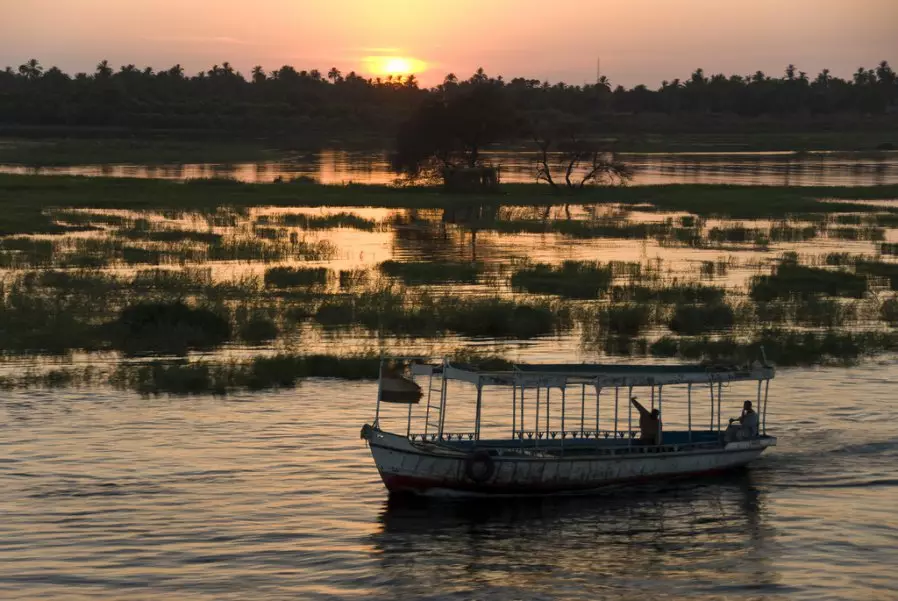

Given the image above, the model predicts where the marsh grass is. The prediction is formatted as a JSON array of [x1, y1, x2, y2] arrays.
[[274, 212, 379, 231], [855, 260, 898, 290], [108, 301, 231, 355], [669, 303, 736, 335], [648, 329, 898, 366], [264, 266, 330, 288], [379, 260, 482, 284], [314, 289, 566, 339], [118, 227, 223, 245], [206, 238, 335, 262], [111, 352, 383, 395], [510, 261, 613, 299], [610, 283, 725, 304], [750, 263, 868, 300]]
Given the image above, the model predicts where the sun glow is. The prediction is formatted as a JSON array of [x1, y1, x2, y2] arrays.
[[364, 55, 427, 78]]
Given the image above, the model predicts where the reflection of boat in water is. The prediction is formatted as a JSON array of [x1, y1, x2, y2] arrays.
[[369, 471, 776, 598], [361, 359, 776, 496]]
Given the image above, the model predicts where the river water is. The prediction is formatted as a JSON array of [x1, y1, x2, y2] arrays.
[[3, 359, 897, 600], [2, 149, 898, 186]]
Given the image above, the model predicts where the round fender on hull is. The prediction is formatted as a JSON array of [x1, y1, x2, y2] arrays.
[[464, 450, 495, 483]]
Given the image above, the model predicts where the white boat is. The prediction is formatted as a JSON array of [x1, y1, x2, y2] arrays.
[[361, 359, 776, 497]]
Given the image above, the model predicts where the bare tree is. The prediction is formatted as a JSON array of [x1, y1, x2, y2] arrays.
[[532, 115, 632, 191]]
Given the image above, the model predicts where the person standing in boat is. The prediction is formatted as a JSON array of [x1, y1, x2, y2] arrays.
[[630, 397, 661, 445]]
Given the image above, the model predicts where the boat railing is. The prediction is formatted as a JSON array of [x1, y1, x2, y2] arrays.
[[409, 432, 477, 442], [514, 429, 637, 441]]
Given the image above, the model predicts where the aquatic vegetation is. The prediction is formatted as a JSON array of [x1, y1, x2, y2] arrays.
[[881, 298, 898, 325], [750, 263, 868, 301], [610, 283, 726, 304], [108, 301, 231, 355], [648, 329, 898, 366], [239, 318, 279, 344], [111, 353, 383, 395], [206, 238, 335, 262], [855, 260, 898, 290], [669, 303, 736, 335], [511, 261, 613, 299], [314, 290, 565, 339], [264, 266, 330, 288], [118, 227, 223, 245], [274, 212, 379, 231], [880, 243, 898, 256], [379, 260, 482, 284], [339, 269, 370, 289]]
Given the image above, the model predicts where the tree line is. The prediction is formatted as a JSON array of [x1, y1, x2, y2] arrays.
[[1, 59, 896, 139]]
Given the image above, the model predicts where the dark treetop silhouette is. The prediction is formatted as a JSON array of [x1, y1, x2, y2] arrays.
[[1, 60, 896, 143]]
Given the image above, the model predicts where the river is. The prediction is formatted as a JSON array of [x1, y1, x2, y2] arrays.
[[2, 149, 897, 186], [2, 360, 897, 600]]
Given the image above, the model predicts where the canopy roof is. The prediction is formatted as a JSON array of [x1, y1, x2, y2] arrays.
[[413, 361, 775, 387]]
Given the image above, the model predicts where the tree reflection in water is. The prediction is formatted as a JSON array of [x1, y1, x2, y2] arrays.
[[369, 471, 780, 600]]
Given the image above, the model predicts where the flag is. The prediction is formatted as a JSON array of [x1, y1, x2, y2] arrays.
[[378, 367, 423, 403]]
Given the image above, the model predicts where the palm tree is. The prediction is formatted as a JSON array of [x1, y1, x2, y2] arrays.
[[251, 65, 266, 84], [327, 67, 342, 83], [96, 60, 112, 79], [18, 58, 43, 79]]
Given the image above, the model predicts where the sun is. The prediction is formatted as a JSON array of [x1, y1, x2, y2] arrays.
[[364, 55, 427, 78]]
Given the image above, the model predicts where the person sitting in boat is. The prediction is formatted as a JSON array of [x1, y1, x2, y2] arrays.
[[725, 400, 759, 441], [630, 397, 660, 445]]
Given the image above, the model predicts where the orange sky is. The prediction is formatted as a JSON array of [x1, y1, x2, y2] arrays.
[[2, 0, 896, 86]]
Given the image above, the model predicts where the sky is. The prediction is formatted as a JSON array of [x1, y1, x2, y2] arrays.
[[1, 0, 896, 87]]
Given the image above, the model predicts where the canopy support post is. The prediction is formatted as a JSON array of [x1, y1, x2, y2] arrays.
[[580, 383, 586, 436], [658, 385, 663, 444], [628, 385, 633, 447], [512, 381, 517, 440], [687, 383, 693, 442], [561, 384, 566, 452], [535, 380, 541, 448], [763, 378, 770, 435], [474, 379, 483, 442], [717, 381, 722, 434], [709, 381, 715, 431], [374, 357, 383, 427], [613, 386, 619, 439]]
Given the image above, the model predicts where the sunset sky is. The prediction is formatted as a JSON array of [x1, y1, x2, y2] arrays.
[[2, 0, 896, 87]]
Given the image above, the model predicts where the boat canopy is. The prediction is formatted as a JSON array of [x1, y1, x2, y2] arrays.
[[411, 361, 774, 388]]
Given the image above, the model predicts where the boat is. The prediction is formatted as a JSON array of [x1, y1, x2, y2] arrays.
[[360, 359, 776, 497]]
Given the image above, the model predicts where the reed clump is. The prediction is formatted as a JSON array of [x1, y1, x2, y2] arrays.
[[511, 261, 613, 299], [379, 260, 482, 284]]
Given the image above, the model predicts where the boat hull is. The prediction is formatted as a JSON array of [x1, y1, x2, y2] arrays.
[[364, 427, 774, 497]]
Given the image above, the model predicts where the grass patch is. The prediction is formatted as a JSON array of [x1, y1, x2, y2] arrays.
[[379, 260, 482, 284], [273, 212, 379, 231], [108, 301, 231, 355], [511, 261, 613, 299], [750, 263, 868, 300], [264, 266, 330, 288], [611, 283, 725, 304], [669, 303, 736, 335]]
